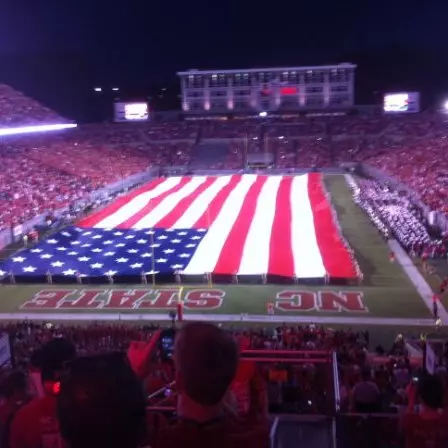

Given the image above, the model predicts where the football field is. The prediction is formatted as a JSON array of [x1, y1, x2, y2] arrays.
[[0, 174, 443, 330]]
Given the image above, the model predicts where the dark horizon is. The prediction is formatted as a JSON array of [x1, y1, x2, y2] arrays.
[[1, 0, 448, 122]]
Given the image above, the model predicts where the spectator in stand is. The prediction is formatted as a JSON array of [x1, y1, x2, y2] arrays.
[[0, 371, 29, 445], [9, 339, 76, 448], [57, 353, 147, 448], [393, 361, 411, 390], [229, 358, 268, 422], [350, 367, 381, 413], [402, 375, 448, 448], [153, 322, 269, 448]]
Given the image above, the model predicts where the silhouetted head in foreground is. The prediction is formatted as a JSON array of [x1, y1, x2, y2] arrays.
[[58, 353, 147, 448], [175, 322, 239, 418]]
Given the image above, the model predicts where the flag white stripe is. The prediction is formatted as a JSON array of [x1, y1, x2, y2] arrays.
[[172, 176, 233, 229], [290, 175, 326, 278], [94, 177, 182, 229], [133, 177, 208, 229], [183, 175, 258, 275], [237, 176, 281, 275]]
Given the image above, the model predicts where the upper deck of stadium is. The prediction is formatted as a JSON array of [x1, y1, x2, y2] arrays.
[[177, 64, 357, 113]]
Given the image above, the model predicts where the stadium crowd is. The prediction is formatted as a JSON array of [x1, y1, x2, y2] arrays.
[[0, 321, 447, 447], [347, 176, 448, 259], [1, 87, 448, 233], [0, 85, 66, 127], [0, 133, 194, 231], [362, 138, 448, 216], [2, 75, 448, 448]]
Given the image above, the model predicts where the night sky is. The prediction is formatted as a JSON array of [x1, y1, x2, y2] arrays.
[[0, 0, 447, 121]]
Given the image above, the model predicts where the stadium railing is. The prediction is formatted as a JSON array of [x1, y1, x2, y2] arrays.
[[190, 167, 345, 175], [146, 349, 338, 448], [270, 414, 334, 448]]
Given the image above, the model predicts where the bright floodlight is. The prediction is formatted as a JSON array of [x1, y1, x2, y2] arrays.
[[112, 87, 119, 91], [443, 100, 448, 111], [0, 123, 77, 137], [94, 87, 102, 92], [259, 111, 267, 117]]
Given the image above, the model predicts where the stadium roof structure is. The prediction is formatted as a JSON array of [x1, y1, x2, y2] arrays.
[[177, 63, 357, 76]]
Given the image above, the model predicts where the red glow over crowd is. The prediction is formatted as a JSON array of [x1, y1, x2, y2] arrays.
[[0, 321, 447, 447]]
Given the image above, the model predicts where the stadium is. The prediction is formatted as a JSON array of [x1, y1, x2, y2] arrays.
[[0, 65, 445, 327], [0, 63, 448, 447]]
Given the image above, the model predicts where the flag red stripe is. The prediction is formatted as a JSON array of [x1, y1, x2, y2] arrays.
[[267, 177, 294, 277], [214, 176, 267, 275], [193, 175, 242, 228], [307, 173, 357, 279], [77, 178, 166, 228], [153, 177, 217, 228], [117, 177, 192, 228]]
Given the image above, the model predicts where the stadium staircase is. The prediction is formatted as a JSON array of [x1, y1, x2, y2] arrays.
[[194, 125, 202, 144], [189, 141, 231, 169], [293, 140, 301, 166], [272, 418, 333, 448], [325, 123, 337, 165]]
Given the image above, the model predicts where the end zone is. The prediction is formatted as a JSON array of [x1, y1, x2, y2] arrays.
[[20, 287, 368, 313], [0, 282, 432, 324]]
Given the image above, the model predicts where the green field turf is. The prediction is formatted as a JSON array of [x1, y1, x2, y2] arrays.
[[0, 282, 429, 318], [323, 175, 430, 317], [0, 175, 434, 321]]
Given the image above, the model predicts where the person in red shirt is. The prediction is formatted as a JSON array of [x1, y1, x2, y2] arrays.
[[401, 375, 448, 448], [153, 322, 269, 448], [230, 360, 256, 417], [9, 339, 76, 448]]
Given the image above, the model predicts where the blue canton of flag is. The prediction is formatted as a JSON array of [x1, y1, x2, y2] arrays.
[[0, 226, 207, 278]]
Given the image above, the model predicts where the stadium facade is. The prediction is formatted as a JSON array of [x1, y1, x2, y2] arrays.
[[177, 64, 356, 114]]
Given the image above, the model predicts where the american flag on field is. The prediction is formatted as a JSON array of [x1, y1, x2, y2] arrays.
[[0, 174, 358, 279]]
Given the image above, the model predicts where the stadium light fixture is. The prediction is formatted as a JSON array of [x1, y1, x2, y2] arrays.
[[278, 136, 284, 140], [112, 87, 119, 91], [443, 100, 448, 111], [94, 87, 102, 92], [259, 111, 267, 117], [0, 123, 77, 137]]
